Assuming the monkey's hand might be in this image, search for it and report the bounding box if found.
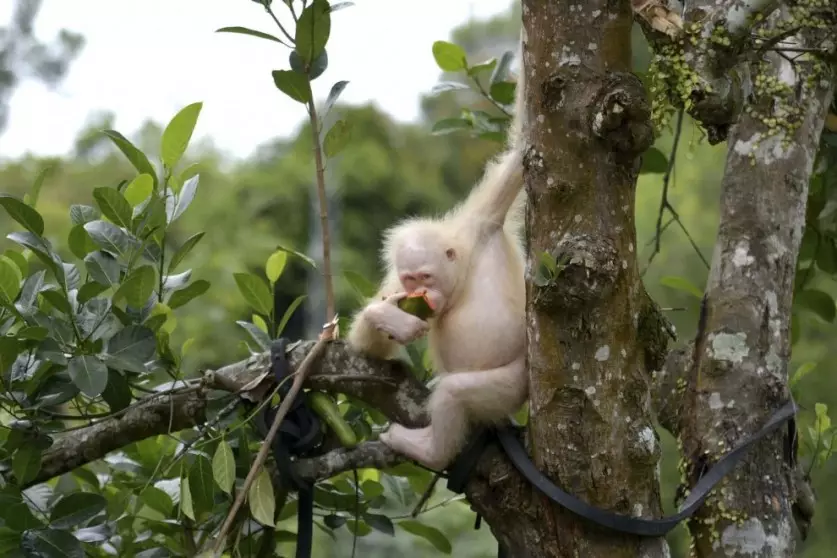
[366,293,429,344]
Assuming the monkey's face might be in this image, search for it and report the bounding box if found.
[395,245,458,315]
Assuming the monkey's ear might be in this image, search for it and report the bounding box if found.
[445,248,457,261]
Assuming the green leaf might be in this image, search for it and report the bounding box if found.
[167,279,210,310]
[467,58,497,77]
[77,282,108,304]
[168,232,205,273]
[67,224,97,259]
[323,80,349,117]
[295,0,331,65]
[28,164,53,208]
[102,130,157,184]
[40,289,72,315]
[790,361,817,388]
[248,468,275,526]
[212,440,236,495]
[253,314,269,333]
[489,50,514,84]
[106,325,156,372]
[659,275,703,299]
[431,41,467,72]
[188,455,215,518]
[343,270,376,299]
[67,355,108,397]
[489,81,515,105]
[398,520,452,554]
[3,249,28,277]
[69,204,100,226]
[796,289,836,323]
[161,102,203,170]
[233,273,273,316]
[276,244,316,268]
[215,26,286,44]
[92,187,133,229]
[115,265,156,308]
[0,255,22,303]
[12,445,42,485]
[0,194,44,236]
[272,70,312,104]
[641,147,669,174]
[323,119,352,158]
[266,251,288,284]
[83,220,139,259]
[49,493,107,528]
[20,528,84,558]
[168,175,199,222]
[123,173,155,207]
[277,295,306,337]
[180,475,195,520]
[0,337,21,377]
[364,513,395,536]
[0,487,42,532]
[84,251,120,287]
[431,118,472,135]
[139,486,173,515]
[236,320,271,351]
[816,240,837,274]
[101,370,132,412]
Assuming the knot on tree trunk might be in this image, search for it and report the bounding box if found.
[590,72,653,156]
[534,233,619,312]
[691,73,745,144]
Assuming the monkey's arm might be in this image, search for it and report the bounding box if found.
[347,271,423,359]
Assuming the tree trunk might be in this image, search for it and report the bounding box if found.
[516,1,669,556]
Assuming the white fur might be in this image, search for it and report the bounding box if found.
[347,40,528,470]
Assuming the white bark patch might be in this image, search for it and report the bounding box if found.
[638,426,656,454]
[594,345,610,361]
[639,535,671,558]
[585,386,596,396]
[572,362,580,371]
[709,332,749,363]
[732,241,755,267]
[720,517,793,556]
[766,235,788,264]
[709,392,724,410]
[733,132,792,165]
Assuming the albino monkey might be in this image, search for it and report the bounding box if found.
[346,56,528,471]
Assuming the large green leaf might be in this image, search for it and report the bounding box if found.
[123,174,155,207]
[0,487,42,532]
[20,528,84,558]
[233,273,273,316]
[167,175,199,222]
[641,147,669,174]
[0,194,44,236]
[188,455,215,519]
[295,0,331,65]
[49,493,107,529]
[83,220,139,259]
[84,251,121,287]
[115,265,156,308]
[431,41,467,72]
[0,255,22,303]
[212,440,235,495]
[215,26,286,44]
[93,187,133,229]
[105,325,156,372]
[168,232,205,273]
[12,445,41,485]
[265,250,288,284]
[167,279,210,310]
[323,119,352,157]
[67,224,97,259]
[160,102,203,170]
[398,520,452,554]
[796,289,836,323]
[272,70,312,104]
[248,468,275,526]
[69,204,100,226]
[67,355,108,397]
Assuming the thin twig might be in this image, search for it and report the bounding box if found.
[210,320,337,555]
[264,3,295,45]
[308,99,336,322]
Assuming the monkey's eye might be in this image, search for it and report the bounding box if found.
[418,272,431,282]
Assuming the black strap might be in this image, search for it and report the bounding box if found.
[252,338,324,558]
[447,399,796,538]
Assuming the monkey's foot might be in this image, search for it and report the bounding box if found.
[380,424,446,471]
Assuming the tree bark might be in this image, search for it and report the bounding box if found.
[518,1,670,556]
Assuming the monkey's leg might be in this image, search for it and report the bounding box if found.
[382,358,527,471]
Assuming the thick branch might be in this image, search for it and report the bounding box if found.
[677,20,835,558]
[19,340,429,488]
